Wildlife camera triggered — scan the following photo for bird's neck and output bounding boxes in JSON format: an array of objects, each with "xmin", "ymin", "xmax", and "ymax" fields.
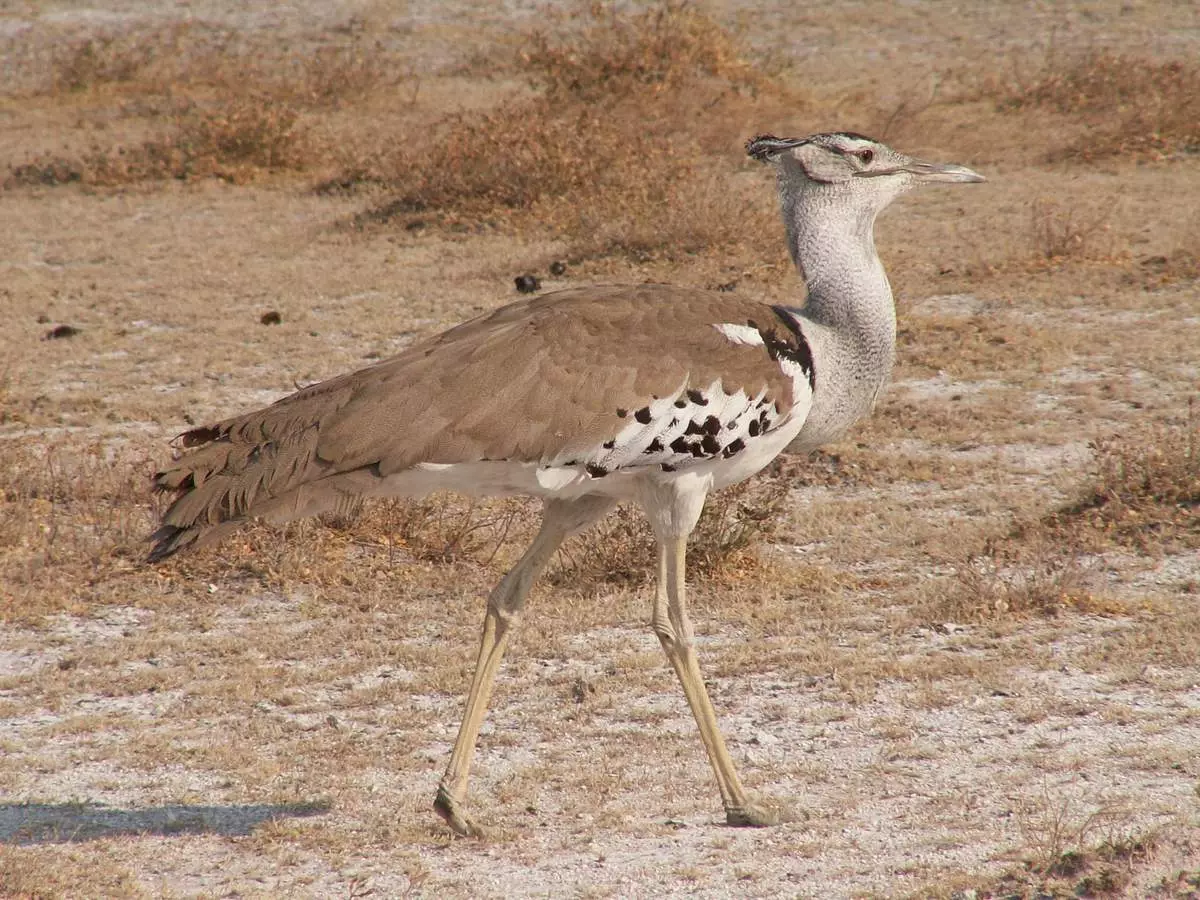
[{"xmin": 779, "ymin": 185, "xmax": 897, "ymax": 443}]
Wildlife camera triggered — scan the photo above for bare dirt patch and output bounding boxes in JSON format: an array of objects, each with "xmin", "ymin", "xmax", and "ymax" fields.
[{"xmin": 2, "ymin": 2, "xmax": 1198, "ymax": 898}]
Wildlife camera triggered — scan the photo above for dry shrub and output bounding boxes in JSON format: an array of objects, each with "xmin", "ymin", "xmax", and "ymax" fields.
[
  {"xmin": 912, "ymin": 544, "xmax": 1097, "ymax": 625},
  {"xmin": 6, "ymin": 25, "xmax": 407, "ymax": 186},
  {"xmin": 22, "ymin": 21, "xmax": 405, "ymax": 107},
  {"xmin": 168, "ymin": 97, "xmax": 312, "ymax": 178},
  {"xmin": 0, "ymin": 441, "xmax": 160, "ymax": 621},
  {"xmin": 1047, "ymin": 409, "xmax": 1199, "ymax": 552},
  {"xmin": 1028, "ymin": 197, "xmax": 1117, "ymax": 262},
  {"xmin": 974, "ymin": 818, "xmax": 1155, "ymax": 900},
  {"xmin": 520, "ymin": 1, "xmax": 763, "ymax": 101},
  {"xmin": 995, "ymin": 51, "xmax": 1200, "ymax": 160},
  {"xmin": 7, "ymin": 96, "xmax": 313, "ymax": 187},
  {"xmin": 552, "ymin": 476, "xmax": 790, "ymax": 586},
  {"xmin": 45, "ymin": 29, "xmax": 174, "ymax": 93},
  {"xmin": 359, "ymin": 2, "xmax": 787, "ymax": 260}
]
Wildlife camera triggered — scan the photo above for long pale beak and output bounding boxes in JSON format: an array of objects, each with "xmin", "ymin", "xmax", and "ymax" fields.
[
  {"xmin": 855, "ymin": 159, "xmax": 986, "ymax": 183},
  {"xmin": 901, "ymin": 159, "xmax": 986, "ymax": 183}
]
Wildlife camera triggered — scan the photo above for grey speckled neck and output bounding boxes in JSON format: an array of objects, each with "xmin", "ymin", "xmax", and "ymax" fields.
[{"xmin": 776, "ymin": 178, "xmax": 898, "ymax": 450}]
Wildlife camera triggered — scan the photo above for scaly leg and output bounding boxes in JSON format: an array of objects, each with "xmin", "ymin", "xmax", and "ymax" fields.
[
  {"xmin": 639, "ymin": 477, "xmax": 780, "ymax": 827},
  {"xmin": 434, "ymin": 495, "xmax": 615, "ymax": 837}
]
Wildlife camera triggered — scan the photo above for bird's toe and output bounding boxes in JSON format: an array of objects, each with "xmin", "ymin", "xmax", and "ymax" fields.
[
  {"xmin": 434, "ymin": 784, "xmax": 489, "ymax": 838},
  {"xmin": 726, "ymin": 797, "xmax": 793, "ymax": 828}
]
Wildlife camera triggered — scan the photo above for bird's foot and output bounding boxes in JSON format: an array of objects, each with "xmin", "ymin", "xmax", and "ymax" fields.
[
  {"xmin": 434, "ymin": 783, "xmax": 488, "ymax": 838},
  {"xmin": 725, "ymin": 797, "xmax": 791, "ymax": 828}
]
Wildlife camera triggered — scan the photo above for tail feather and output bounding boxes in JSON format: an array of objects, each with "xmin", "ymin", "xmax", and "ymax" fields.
[{"xmin": 148, "ymin": 415, "xmax": 340, "ymax": 561}]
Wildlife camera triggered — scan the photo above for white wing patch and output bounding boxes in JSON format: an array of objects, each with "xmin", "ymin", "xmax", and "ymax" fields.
[
  {"xmin": 713, "ymin": 323, "xmax": 764, "ymax": 346},
  {"xmin": 536, "ymin": 314, "xmax": 817, "ymax": 485},
  {"xmin": 544, "ymin": 379, "xmax": 786, "ymax": 479}
]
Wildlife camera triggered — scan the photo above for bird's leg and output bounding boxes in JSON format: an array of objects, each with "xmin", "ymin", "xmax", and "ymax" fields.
[
  {"xmin": 644, "ymin": 484, "xmax": 780, "ymax": 828},
  {"xmin": 434, "ymin": 496, "xmax": 615, "ymax": 838}
]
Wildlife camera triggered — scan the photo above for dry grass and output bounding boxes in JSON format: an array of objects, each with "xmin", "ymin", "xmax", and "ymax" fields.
[
  {"xmin": 518, "ymin": 1, "xmax": 764, "ymax": 102},
  {"xmin": 554, "ymin": 476, "xmax": 791, "ymax": 586},
  {"xmin": 354, "ymin": 2, "xmax": 789, "ymax": 260},
  {"xmin": 1045, "ymin": 408, "xmax": 1199, "ymax": 554},
  {"xmin": 0, "ymin": 434, "xmax": 789, "ymax": 624},
  {"xmin": 991, "ymin": 51, "xmax": 1200, "ymax": 160},
  {"xmin": 4, "ymin": 24, "xmax": 409, "ymax": 186},
  {"xmin": 3, "ymin": 2, "xmax": 1200, "ymax": 896}
]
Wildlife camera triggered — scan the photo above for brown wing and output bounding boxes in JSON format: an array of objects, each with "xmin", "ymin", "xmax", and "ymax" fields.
[{"xmin": 149, "ymin": 284, "xmax": 805, "ymax": 559}]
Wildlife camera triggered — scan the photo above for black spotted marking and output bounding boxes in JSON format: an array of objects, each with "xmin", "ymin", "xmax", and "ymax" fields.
[
  {"xmin": 748, "ymin": 419, "xmax": 760, "ymax": 437},
  {"xmin": 701, "ymin": 434, "xmax": 721, "ymax": 455},
  {"xmin": 764, "ymin": 305, "xmax": 817, "ymax": 391},
  {"xmin": 634, "ymin": 407, "xmax": 652, "ymax": 424},
  {"xmin": 585, "ymin": 463, "xmax": 608, "ymax": 478},
  {"xmin": 179, "ymin": 425, "xmax": 221, "ymax": 448},
  {"xmin": 689, "ymin": 443, "xmax": 706, "ymax": 458},
  {"xmin": 674, "ymin": 398, "xmax": 687, "ymax": 408},
  {"xmin": 702, "ymin": 416, "xmax": 721, "ymax": 435},
  {"xmin": 603, "ymin": 440, "xmax": 615, "ymax": 449},
  {"xmin": 661, "ymin": 463, "xmax": 677, "ymax": 472},
  {"xmin": 645, "ymin": 437, "xmax": 664, "ymax": 454},
  {"xmin": 670, "ymin": 436, "xmax": 691, "ymax": 455},
  {"xmin": 684, "ymin": 420, "xmax": 704, "ymax": 436},
  {"xmin": 722, "ymin": 438, "xmax": 746, "ymax": 458},
  {"xmin": 617, "ymin": 408, "xmax": 628, "ymax": 418},
  {"xmin": 686, "ymin": 389, "xmax": 708, "ymax": 405}
]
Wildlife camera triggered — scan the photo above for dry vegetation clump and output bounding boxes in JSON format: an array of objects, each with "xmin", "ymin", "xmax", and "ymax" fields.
[
  {"xmin": 993, "ymin": 51, "xmax": 1200, "ymax": 160},
  {"xmin": 956, "ymin": 830, "xmax": 1163, "ymax": 900},
  {"xmin": 518, "ymin": 1, "xmax": 764, "ymax": 102},
  {"xmin": 908, "ymin": 411, "xmax": 1198, "ymax": 625},
  {"xmin": 910, "ymin": 542, "xmax": 1099, "ymax": 626},
  {"xmin": 4, "ymin": 26, "xmax": 409, "ymax": 187},
  {"xmin": 43, "ymin": 30, "xmax": 171, "ymax": 94},
  {"xmin": 552, "ymin": 476, "xmax": 791, "ymax": 587},
  {"xmin": 1044, "ymin": 410, "xmax": 1199, "ymax": 553},
  {"xmin": 7, "ymin": 96, "xmax": 312, "ymax": 187},
  {"xmin": 1028, "ymin": 197, "xmax": 1119, "ymax": 263},
  {"xmin": 360, "ymin": 2, "xmax": 790, "ymax": 261},
  {"xmin": 0, "ymin": 441, "xmax": 160, "ymax": 621}
]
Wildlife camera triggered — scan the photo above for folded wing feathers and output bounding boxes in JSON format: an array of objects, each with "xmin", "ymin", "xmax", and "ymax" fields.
[{"xmin": 148, "ymin": 285, "xmax": 806, "ymax": 562}]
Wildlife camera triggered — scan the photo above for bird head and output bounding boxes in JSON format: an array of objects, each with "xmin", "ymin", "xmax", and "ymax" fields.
[{"xmin": 747, "ymin": 132, "xmax": 984, "ymax": 204}]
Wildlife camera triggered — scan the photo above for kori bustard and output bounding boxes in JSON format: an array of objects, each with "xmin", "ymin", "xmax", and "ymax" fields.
[{"xmin": 150, "ymin": 132, "xmax": 984, "ymax": 835}]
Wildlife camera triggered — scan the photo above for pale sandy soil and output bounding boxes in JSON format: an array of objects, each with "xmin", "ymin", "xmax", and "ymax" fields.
[{"xmin": 1, "ymin": 2, "xmax": 1198, "ymax": 898}]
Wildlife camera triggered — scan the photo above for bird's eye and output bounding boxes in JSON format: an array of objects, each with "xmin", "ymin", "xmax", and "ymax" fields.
[{"xmin": 856, "ymin": 149, "xmax": 874, "ymax": 165}]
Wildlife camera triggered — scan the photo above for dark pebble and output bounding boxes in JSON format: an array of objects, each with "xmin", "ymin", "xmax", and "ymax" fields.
[
  {"xmin": 260, "ymin": 310, "xmax": 282, "ymax": 325},
  {"xmin": 549, "ymin": 260, "xmax": 567, "ymax": 276},
  {"xmin": 515, "ymin": 274, "xmax": 541, "ymax": 294},
  {"xmin": 43, "ymin": 324, "xmax": 80, "ymax": 340}
]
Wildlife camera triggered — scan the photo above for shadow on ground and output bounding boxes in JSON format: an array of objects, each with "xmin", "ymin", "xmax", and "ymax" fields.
[{"xmin": 0, "ymin": 800, "xmax": 330, "ymax": 844}]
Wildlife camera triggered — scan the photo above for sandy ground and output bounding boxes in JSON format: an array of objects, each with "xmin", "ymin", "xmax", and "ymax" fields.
[{"xmin": 2, "ymin": 2, "xmax": 1199, "ymax": 898}]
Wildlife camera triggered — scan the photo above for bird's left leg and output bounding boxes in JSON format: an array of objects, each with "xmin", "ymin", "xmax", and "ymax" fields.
[{"xmin": 434, "ymin": 494, "xmax": 615, "ymax": 837}]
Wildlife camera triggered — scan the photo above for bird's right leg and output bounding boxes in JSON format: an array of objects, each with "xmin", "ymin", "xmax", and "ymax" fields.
[{"xmin": 434, "ymin": 495, "xmax": 615, "ymax": 837}]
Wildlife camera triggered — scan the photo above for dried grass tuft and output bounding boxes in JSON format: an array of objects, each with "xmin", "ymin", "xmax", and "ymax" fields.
[
  {"xmin": 1047, "ymin": 407, "xmax": 1199, "ymax": 552},
  {"xmin": 993, "ymin": 51, "xmax": 1200, "ymax": 160},
  {"xmin": 910, "ymin": 542, "xmax": 1099, "ymax": 625},
  {"xmin": 519, "ymin": 1, "xmax": 763, "ymax": 102},
  {"xmin": 357, "ymin": 2, "xmax": 786, "ymax": 260},
  {"xmin": 552, "ymin": 476, "xmax": 790, "ymax": 586}
]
